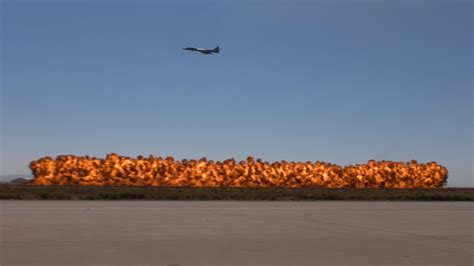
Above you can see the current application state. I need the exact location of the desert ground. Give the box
[1,201,472,266]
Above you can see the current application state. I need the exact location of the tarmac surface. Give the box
[1,201,472,266]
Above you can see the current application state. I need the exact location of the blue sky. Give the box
[1,1,472,186]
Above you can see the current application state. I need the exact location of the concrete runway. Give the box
[1,201,472,266]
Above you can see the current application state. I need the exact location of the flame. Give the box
[29,154,447,188]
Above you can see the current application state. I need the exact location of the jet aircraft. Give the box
[183,46,220,55]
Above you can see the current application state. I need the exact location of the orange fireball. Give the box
[29,154,448,188]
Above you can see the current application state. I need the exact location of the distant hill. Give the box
[10,177,30,184]
[0,175,33,183]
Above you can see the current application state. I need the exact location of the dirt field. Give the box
[1,201,472,266]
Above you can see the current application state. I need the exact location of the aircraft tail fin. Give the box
[214,46,220,53]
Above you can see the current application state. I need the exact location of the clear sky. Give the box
[1,1,472,186]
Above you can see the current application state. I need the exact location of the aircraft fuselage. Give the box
[183,46,220,55]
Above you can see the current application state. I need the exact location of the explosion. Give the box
[29,154,448,188]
